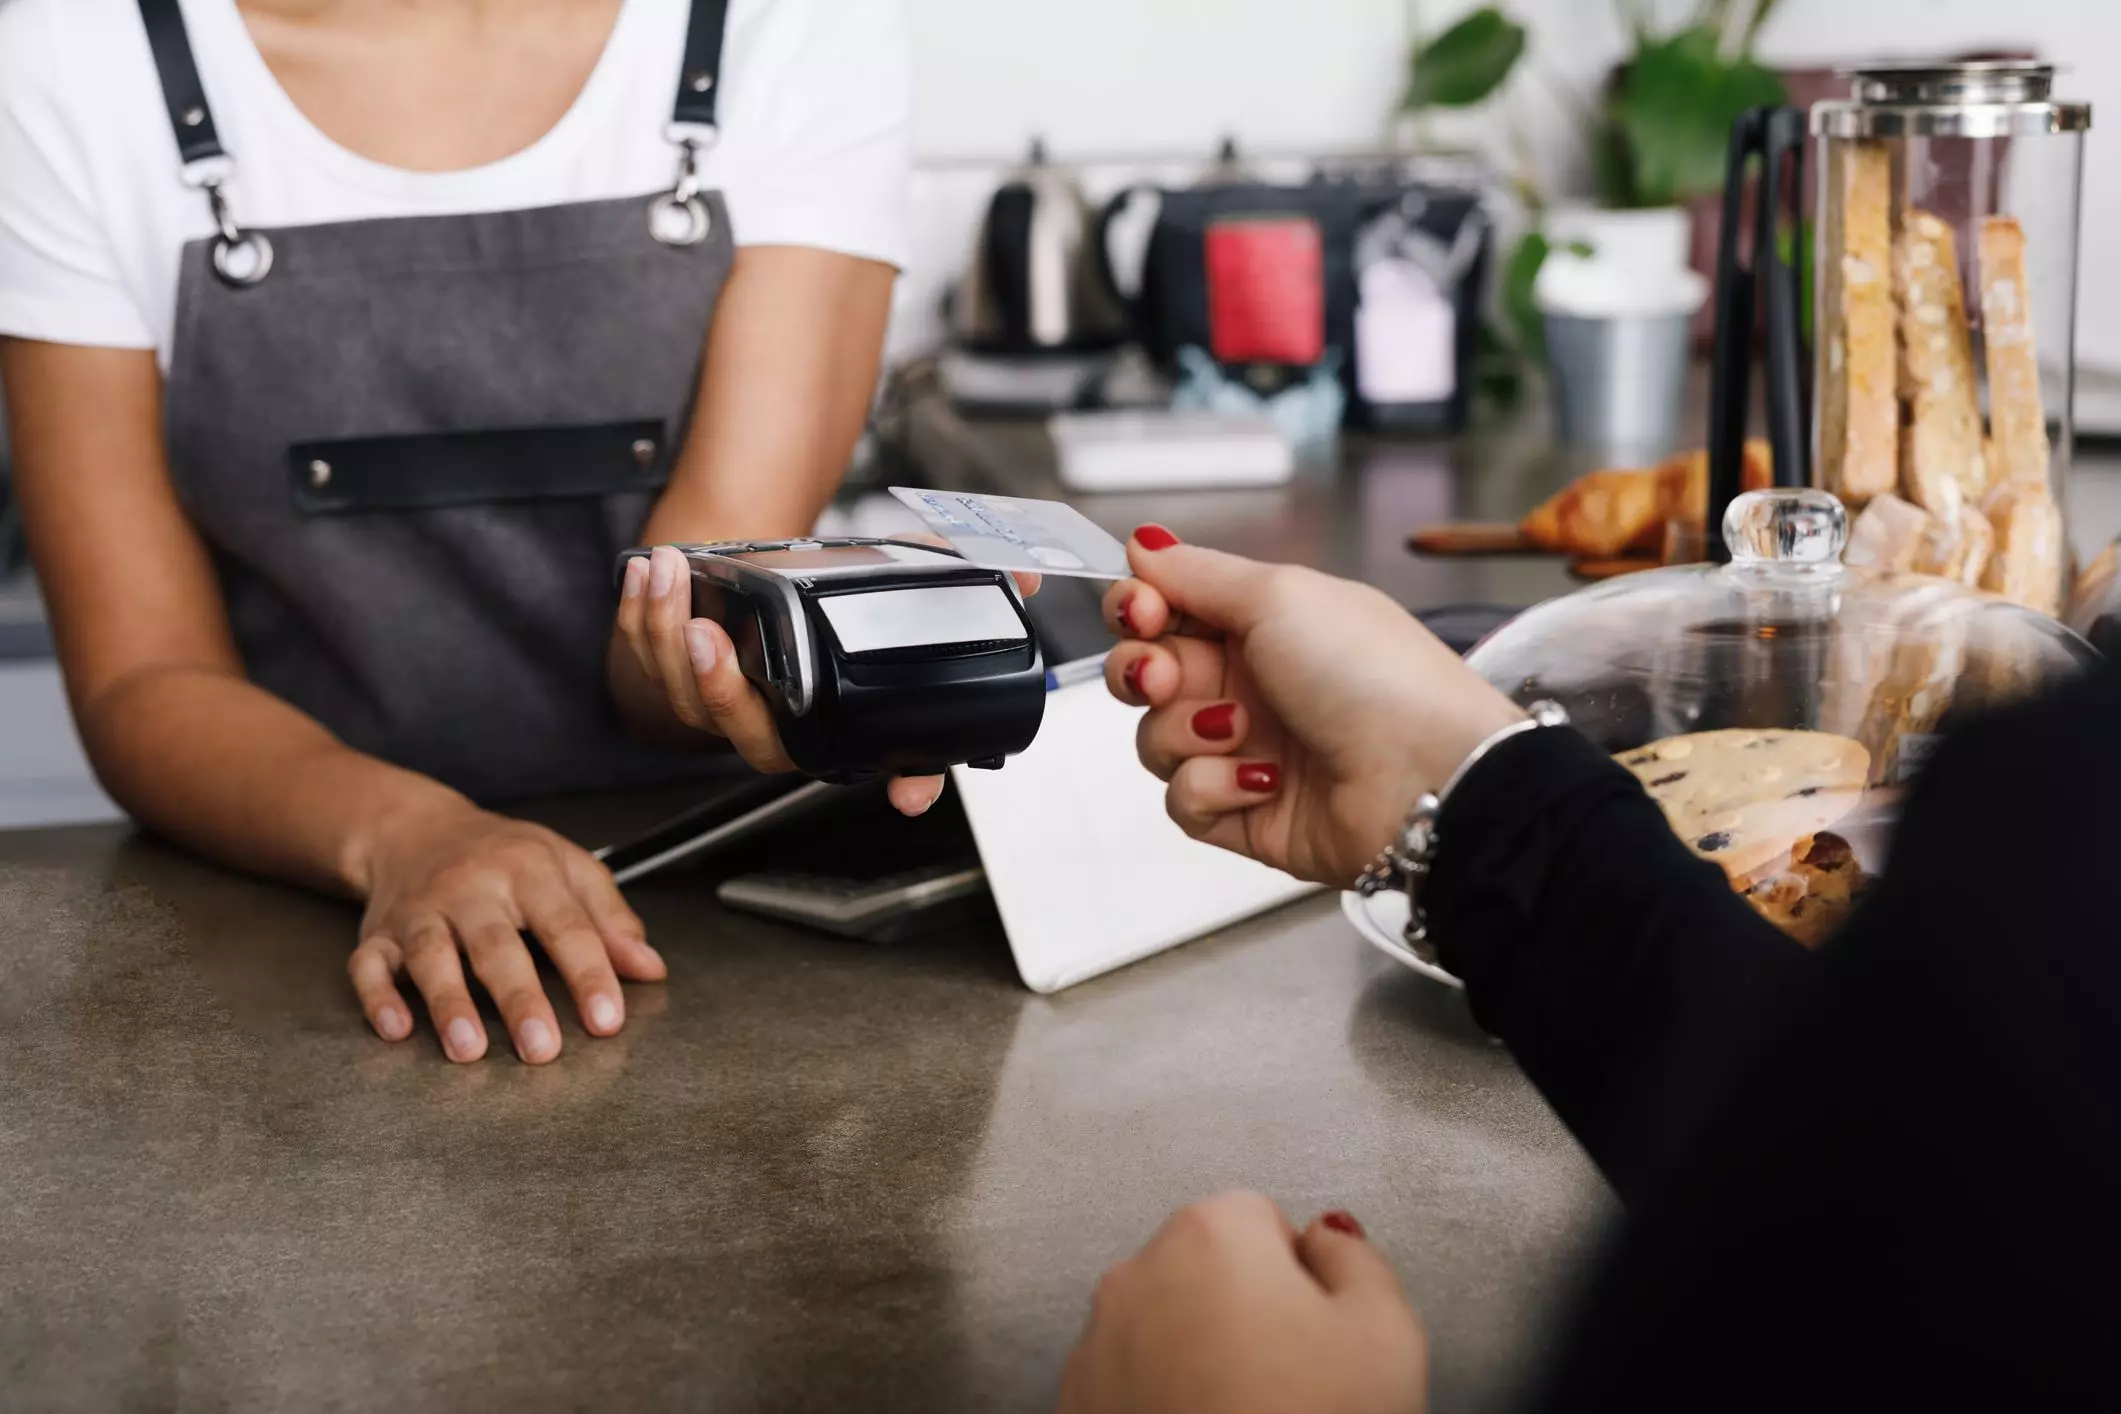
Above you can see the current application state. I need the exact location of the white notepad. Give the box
[951,666,1318,993]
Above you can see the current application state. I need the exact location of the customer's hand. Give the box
[347,799,665,1064]
[1057,1190,1429,1414]
[615,542,1038,817]
[1104,527,1524,886]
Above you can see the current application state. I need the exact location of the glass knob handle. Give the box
[1723,488,1848,568]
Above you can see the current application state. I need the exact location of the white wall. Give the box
[898,0,2121,368]
[903,0,1419,162]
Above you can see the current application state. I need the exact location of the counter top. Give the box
[0,816,1608,1412]
[13,385,2118,1412]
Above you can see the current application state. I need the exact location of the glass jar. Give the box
[1708,64,2092,619]
[1465,488,2094,947]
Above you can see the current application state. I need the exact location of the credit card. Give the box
[887,487,1134,580]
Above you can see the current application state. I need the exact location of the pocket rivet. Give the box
[631,439,657,467]
[308,459,332,488]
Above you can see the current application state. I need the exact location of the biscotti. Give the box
[1619,729,1869,885]
[1818,142,1898,506]
[1895,211,1988,510]
[1977,216,2052,491]
[1853,588,1966,786]
[1909,476,1994,586]
[1980,482,2065,615]
[1844,492,1930,573]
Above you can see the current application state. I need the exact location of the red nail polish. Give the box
[1134,524,1180,551]
[1321,1210,1366,1239]
[1116,597,1137,635]
[1123,657,1146,697]
[1192,702,1237,741]
[1236,762,1279,793]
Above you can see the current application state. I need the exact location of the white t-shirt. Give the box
[0,0,912,368]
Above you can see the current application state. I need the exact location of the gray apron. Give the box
[137,0,744,804]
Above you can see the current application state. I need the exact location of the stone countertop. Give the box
[0,816,1609,1413]
[12,386,2118,1413]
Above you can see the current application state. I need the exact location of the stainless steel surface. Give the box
[952,142,1129,355]
[1847,60,2057,106]
[1814,60,2092,138]
[1543,310,1692,467]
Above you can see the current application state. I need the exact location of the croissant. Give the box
[1519,440,1773,560]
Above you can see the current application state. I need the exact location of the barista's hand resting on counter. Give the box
[348,798,663,1064]
[1056,1191,1427,1414]
[1102,527,1522,885]
[614,540,1040,818]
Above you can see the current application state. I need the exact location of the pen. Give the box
[1044,653,1110,693]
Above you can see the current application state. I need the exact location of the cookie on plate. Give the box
[1619,728,1871,885]
[1742,831,1871,948]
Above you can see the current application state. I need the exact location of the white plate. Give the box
[1339,890,1463,988]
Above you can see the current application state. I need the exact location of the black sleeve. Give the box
[1423,724,1806,1202]
[1524,661,2121,1411]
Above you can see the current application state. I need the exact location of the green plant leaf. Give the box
[1503,230,1551,366]
[1474,319,1526,409]
[1608,25,1786,207]
[1403,7,1528,112]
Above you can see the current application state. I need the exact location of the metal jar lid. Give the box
[1811,61,2092,139]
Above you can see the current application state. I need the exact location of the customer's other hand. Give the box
[1057,1191,1428,1414]
[1103,527,1523,886]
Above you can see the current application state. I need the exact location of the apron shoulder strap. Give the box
[136,0,227,169]
[141,0,732,161]
[670,0,733,133]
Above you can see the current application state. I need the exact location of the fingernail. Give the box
[1134,524,1180,551]
[621,557,648,600]
[1192,702,1237,741]
[684,620,717,674]
[588,994,621,1033]
[1321,1209,1367,1240]
[1116,597,1137,635]
[648,549,677,598]
[518,1017,556,1061]
[1236,762,1280,793]
[376,1005,408,1039]
[446,1017,481,1061]
[1123,657,1146,697]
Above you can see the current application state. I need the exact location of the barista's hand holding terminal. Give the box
[612,538,1040,817]
[0,0,916,1063]
[1076,529,2120,1412]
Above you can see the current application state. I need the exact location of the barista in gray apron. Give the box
[144,0,738,804]
[123,0,775,1064]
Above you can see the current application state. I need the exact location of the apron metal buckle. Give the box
[203,178,275,288]
[649,132,717,248]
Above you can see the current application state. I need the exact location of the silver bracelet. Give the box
[1354,700,1570,963]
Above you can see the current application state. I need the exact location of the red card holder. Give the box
[1203,217,1326,366]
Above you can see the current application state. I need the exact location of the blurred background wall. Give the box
[893,0,2121,369]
